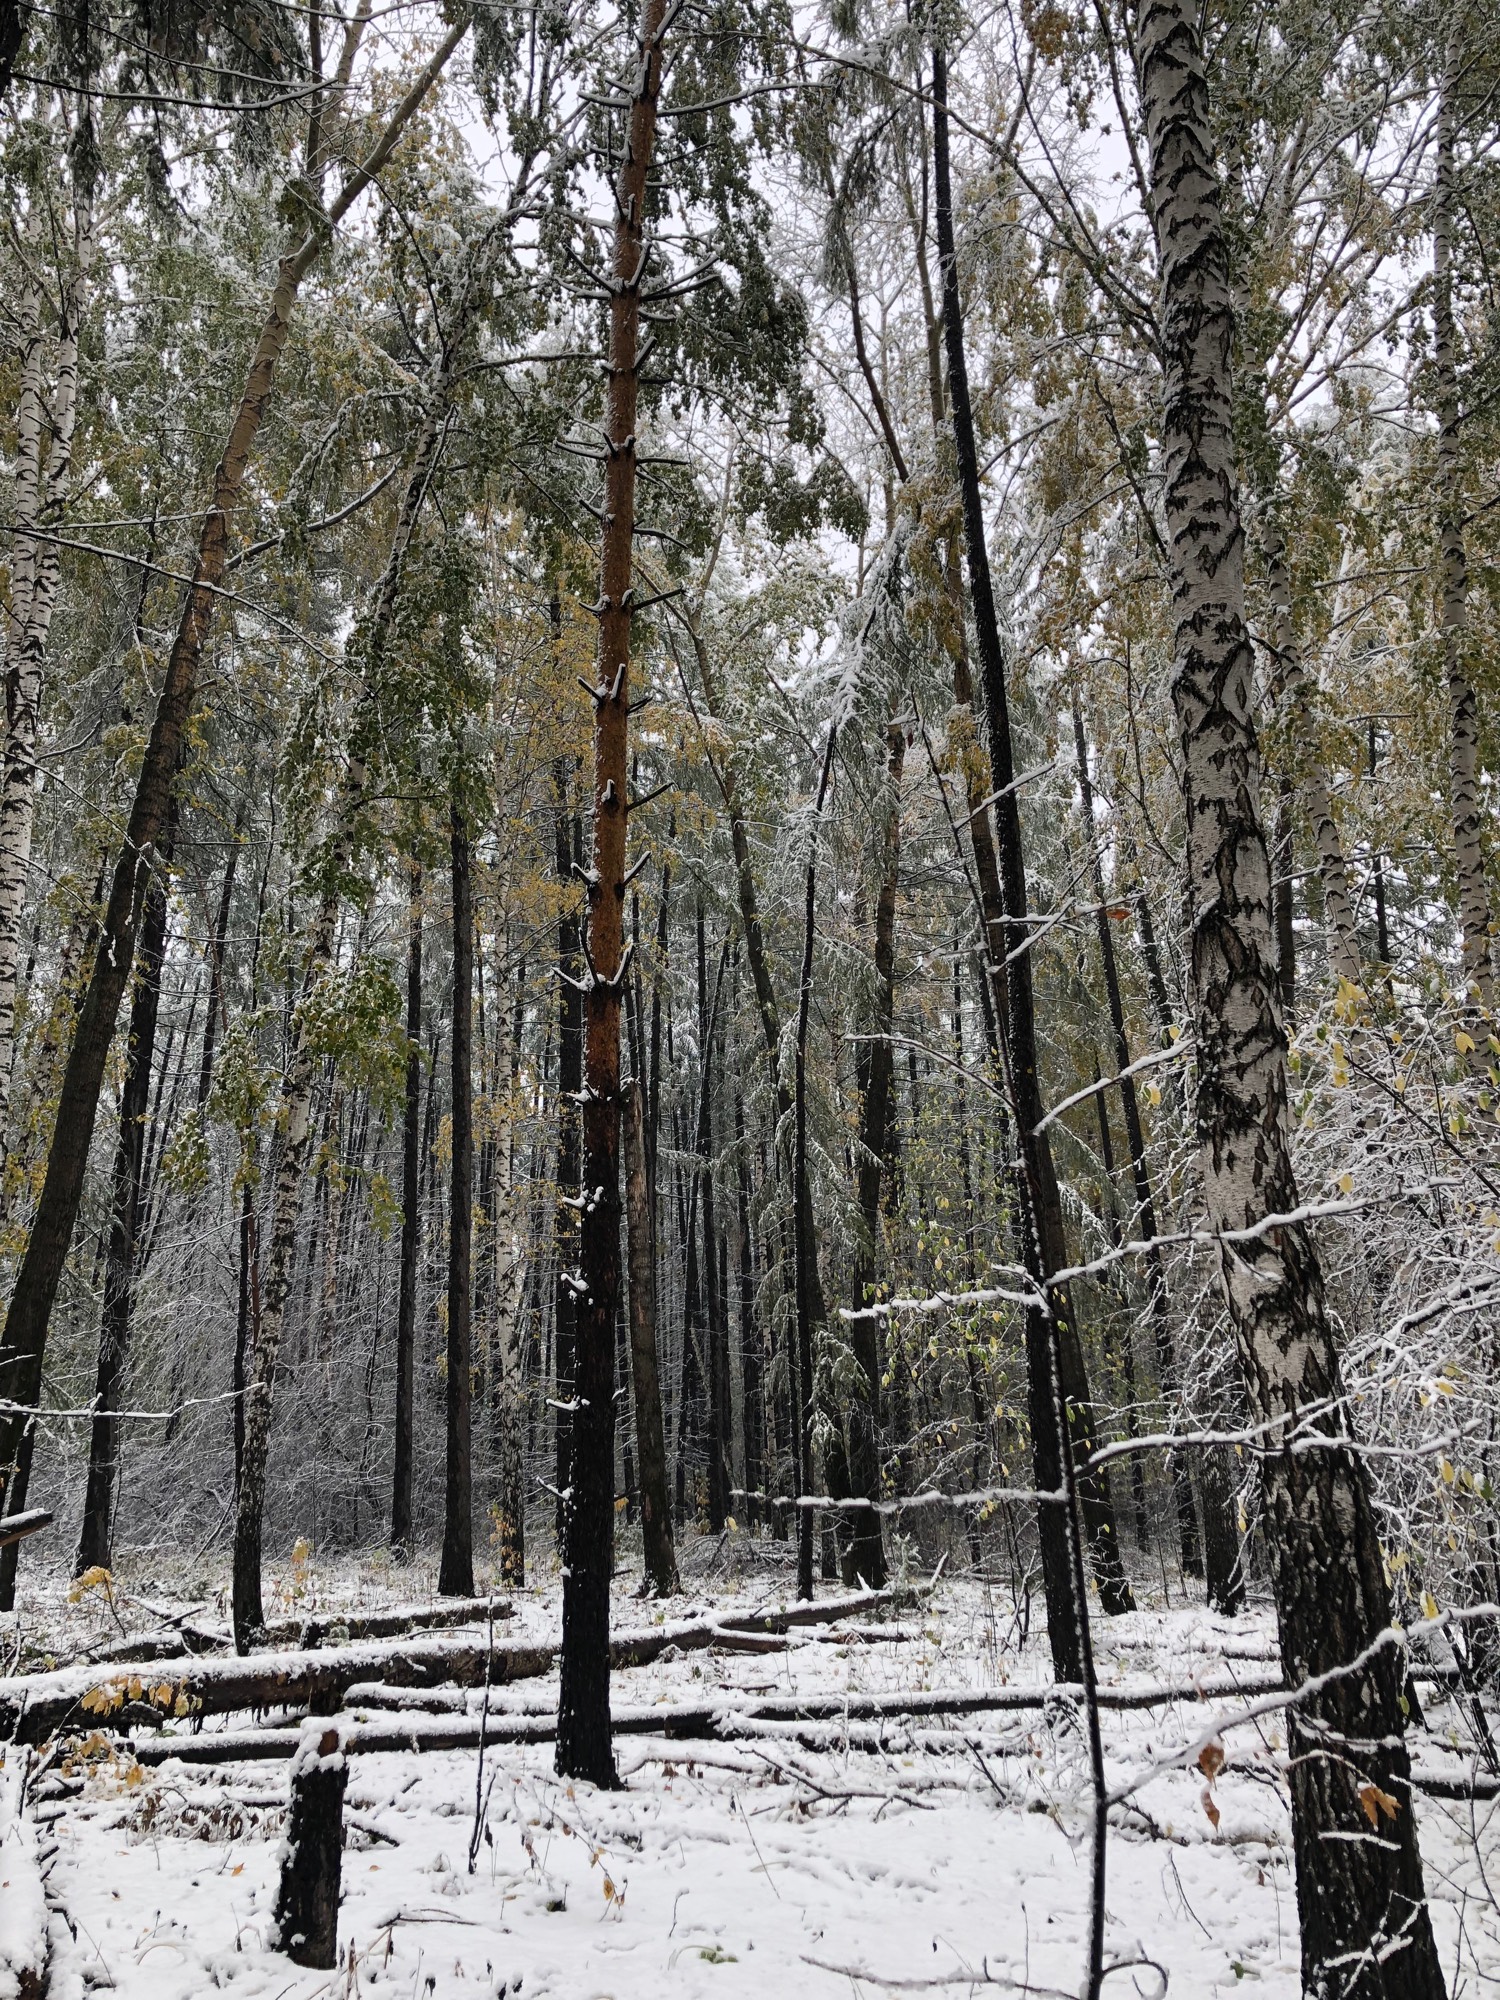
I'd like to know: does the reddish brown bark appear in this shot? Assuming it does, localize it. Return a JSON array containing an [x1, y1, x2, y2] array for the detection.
[[556, 0, 670, 1787]]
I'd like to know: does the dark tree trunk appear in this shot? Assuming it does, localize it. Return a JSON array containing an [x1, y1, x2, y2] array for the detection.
[[234, 1180, 257, 1494], [733, 1083, 762, 1528], [793, 731, 838, 1599], [1133, 2, 1444, 1987], [195, 803, 244, 1112], [553, 758, 583, 1544], [624, 1070, 678, 1595], [75, 803, 177, 1576], [440, 809, 474, 1596], [841, 722, 904, 1589], [392, 862, 421, 1557], [931, 45, 1132, 1677], [273, 1720, 348, 1969], [556, 0, 669, 1788], [695, 909, 731, 1532]]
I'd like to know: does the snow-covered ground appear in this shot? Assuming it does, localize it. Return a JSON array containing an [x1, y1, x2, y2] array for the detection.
[[8, 1540, 1500, 1998]]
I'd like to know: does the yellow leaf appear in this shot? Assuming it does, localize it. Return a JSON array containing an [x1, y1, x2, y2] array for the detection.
[[602, 1875, 616, 1902], [1422, 1591, 1439, 1620], [151, 1683, 174, 1709], [1457, 1030, 1476, 1055], [1337, 1173, 1353, 1195], [1441, 1458, 1456, 1484], [1358, 1783, 1400, 1826]]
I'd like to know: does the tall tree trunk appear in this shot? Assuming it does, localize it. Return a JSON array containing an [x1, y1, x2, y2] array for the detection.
[[392, 863, 421, 1557], [694, 908, 731, 1532], [842, 723, 904, 1590], [0, 35, 465, 1597], [556, 0, 668, 1787], [733, 1082, 762, 1528], [552, 756, 583, 1541], [793, 731, 837, 1598], [624, 1067, 678, 1595], [1133, 3, 1444, 1987], [1071, 700, 1213, 1589], [440, 805, 474, 1595], [1433, 63, 1492, 1009], [931, 45, 1133, 1676], [1265, 530, 1360, 987], [74, 803, 176, 1575], [490, 954, 528, 1587], [196, 804, 246, 1111]]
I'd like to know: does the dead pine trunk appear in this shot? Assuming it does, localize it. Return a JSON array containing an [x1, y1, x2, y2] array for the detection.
[[1133, 2, 1445, 1989], [555, 0, 670, 1788], [392, 862, 421, 1558], [931, 44, 1133, 1674], [440, 807, 474, 1596], [0, 29, 467, 1608], [75, 803, 177, 1576]]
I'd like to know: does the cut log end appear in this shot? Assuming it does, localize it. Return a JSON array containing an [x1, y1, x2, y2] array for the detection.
[[0, 1509, 53, 1551]]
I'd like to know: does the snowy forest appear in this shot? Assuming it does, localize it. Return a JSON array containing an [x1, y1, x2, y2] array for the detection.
[[0, 0, 1498, 1993]]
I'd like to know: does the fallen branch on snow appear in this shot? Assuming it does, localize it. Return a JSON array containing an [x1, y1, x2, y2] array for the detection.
[[0, 1584, 914, 1745]]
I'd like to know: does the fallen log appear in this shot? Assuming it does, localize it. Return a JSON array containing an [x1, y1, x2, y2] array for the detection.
[[126, 1674, 1287, 1765], [260, 1595, 515, 1651], [0, 1748, 47, 1999], [0, 1511, 51, 1553], [0, 1585, 908, 1745], [70, 1593, 517, 1667]]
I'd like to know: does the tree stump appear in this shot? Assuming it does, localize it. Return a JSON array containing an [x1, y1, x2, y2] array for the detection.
[[272, 1715, 348, 1967]]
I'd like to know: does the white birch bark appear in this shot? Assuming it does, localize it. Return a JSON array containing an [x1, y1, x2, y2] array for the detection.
[[1133, 1, 1446, 1989]]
